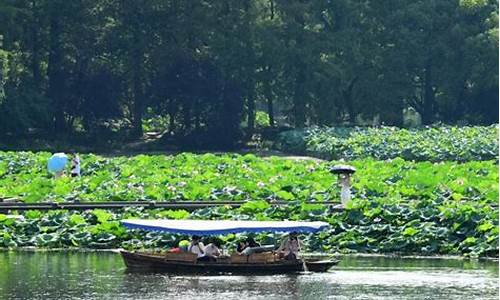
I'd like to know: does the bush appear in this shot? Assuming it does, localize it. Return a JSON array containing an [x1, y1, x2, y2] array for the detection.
[[276, 129, 308, 153]]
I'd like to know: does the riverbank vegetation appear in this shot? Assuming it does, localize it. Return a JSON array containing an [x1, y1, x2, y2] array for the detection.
[[0, 151, 497, 257], [0, 198, 497, 257], [277, 125, 498, 161], [0, 0, 497, 260]]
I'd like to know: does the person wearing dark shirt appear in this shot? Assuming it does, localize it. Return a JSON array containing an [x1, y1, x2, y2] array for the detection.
[[236, 240, 247, 254], [246, 237, 260, 248]]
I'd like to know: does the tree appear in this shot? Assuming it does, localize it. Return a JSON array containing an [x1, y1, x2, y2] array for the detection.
[[0, 0, 497, 145]]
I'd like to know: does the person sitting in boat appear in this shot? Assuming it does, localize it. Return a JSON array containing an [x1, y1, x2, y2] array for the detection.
[[239, 237, 263, 255], [246, 237, 261, 248], [188, 235, 206, 259], [236, 239, 248, 254], [245, 237, 264, 254], [278, 232, 302, 260], [178, 239, 190, 252], [203, 237, 222, 261]]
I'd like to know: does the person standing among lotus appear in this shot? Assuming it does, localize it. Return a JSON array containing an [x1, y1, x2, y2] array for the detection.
[[70, 154, 81, 177]]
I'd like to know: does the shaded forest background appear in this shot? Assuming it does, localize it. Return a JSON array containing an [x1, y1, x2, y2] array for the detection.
[[0, 0, 498, 149]]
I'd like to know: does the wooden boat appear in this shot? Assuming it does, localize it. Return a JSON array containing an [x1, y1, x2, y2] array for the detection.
[[120, 250, 338, 274], [120, 219, 338, 274]]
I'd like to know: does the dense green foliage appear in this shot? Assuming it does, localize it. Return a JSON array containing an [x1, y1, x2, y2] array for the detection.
[[0, 152, 497, 204], [0, 151, 497, 257], [0, 0, 498, 147], [278, 125, 499, 161], [0, 197, 497, 257], [0, 0, 497, 260]]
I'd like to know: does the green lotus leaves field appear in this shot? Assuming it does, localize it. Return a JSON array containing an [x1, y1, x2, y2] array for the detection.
[[0, 152, 497, 204], [278, 125, 499, 162], [0, 198, 497, 257], [0, 151, 498, 257]]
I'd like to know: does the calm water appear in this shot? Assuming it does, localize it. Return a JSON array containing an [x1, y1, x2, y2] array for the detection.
[[0, 252, 497, 300]]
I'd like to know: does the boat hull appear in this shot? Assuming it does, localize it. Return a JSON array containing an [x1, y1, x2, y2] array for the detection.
[[120, 251, 337, 274]]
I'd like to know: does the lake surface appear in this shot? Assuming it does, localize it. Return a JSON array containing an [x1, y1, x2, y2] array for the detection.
[[0, 252, 497, 300]]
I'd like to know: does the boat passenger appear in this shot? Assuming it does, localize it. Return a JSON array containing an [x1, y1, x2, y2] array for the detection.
[[236, 240, 247, 254], [178, 239, 190, 252], [278, 232, 301, 260], [203, 238, 222, 261], [246, 237, 261, 248], [168, 247, 181, 253], [239, 237, 263, 255], [244, 237, 264, 254], [188, 235, 206, 259]]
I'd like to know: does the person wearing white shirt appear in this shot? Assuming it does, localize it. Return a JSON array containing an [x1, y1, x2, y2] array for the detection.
[[204, 242, 221, 260], [70, 155, 81, 177], [188, 235, 206, 259]]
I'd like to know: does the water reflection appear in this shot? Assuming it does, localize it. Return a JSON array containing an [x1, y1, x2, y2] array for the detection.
[[0, 252, 497, 300]]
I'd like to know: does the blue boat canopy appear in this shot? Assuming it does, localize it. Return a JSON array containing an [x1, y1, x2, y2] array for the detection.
[[121, 219, 329, 235]]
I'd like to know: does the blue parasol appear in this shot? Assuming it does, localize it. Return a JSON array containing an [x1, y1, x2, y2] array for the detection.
[[47, 153, 69, 173]]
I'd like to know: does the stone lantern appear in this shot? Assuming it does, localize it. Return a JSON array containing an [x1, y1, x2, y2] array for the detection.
[[329, 165, 356, 206]]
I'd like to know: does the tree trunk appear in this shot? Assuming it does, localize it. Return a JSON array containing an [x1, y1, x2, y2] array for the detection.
[[266, 1, 275, 127], [422, 59, 434, 124], [264, 66, 275, 127], [131, 60, 143, 137], [292, 11, 307, 128], [47, 5, 65, 134], [130, 6, 144, 138], [132, 44, 144, 137], [243, 0, 256, 136], [453, 49, 467, 121], [247, 85, 255, 134], [182, 104, 191, 133], [131, 87, 143, 137], [31, 0, 41, 88], [269, 0, 274, 19], [168, 111, 176, 133], [293, 68, 306, 128], [343, 77, 358, 124]]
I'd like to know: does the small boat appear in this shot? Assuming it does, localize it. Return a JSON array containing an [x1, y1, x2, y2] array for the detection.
[[120, 219, 338, 275]]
